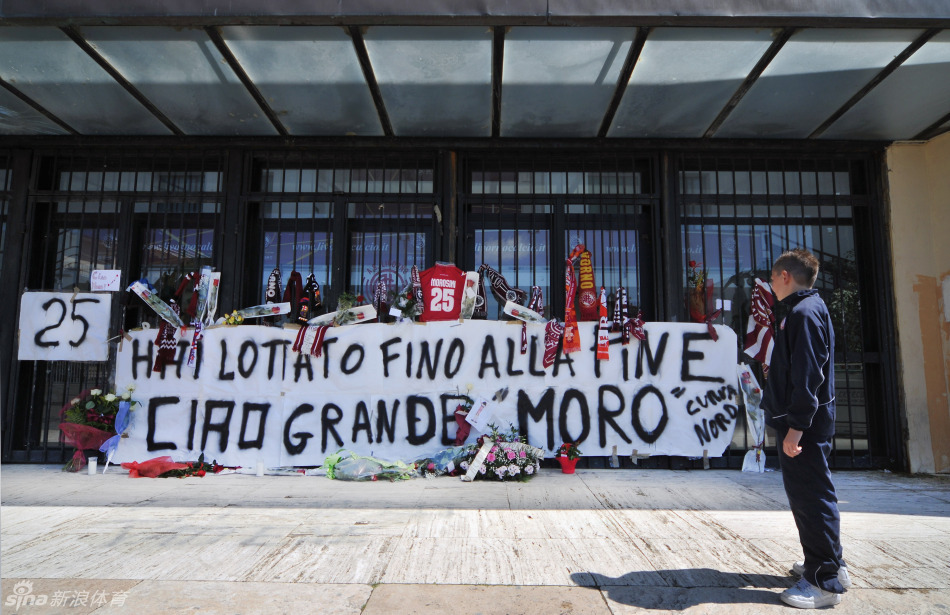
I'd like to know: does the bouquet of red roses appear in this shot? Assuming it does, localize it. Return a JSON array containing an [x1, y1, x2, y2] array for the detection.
[[60, 385, 137, 472]]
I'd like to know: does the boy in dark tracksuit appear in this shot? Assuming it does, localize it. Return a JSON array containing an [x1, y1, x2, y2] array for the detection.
[[763, 248, 849, 609]]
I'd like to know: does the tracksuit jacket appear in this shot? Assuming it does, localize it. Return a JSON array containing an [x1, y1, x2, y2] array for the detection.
[[763, 288, 836, 437]]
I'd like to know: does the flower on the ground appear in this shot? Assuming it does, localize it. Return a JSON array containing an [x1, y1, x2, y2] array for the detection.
[[459, 423, 544, 482], [157, 453, 225, 478], [555, 442, 582, 461]]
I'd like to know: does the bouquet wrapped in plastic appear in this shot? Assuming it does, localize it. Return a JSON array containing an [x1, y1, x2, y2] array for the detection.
[[738, 363, 766, 472], [59, 386, 138, 472], [412, 445, 479, 478], [323, 451, 416, 481]]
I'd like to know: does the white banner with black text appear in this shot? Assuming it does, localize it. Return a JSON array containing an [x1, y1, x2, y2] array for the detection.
[[113, 321, 739, 467]]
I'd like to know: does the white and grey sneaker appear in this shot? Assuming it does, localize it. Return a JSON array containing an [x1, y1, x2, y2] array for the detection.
[[791, 561, 851, 589], [781, 577, 843, 609]]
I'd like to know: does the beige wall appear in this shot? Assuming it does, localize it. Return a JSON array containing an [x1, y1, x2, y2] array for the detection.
[[886, 131, 950, 474]]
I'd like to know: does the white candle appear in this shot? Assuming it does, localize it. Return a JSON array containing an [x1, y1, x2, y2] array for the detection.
[[87, 457, 98, 475]]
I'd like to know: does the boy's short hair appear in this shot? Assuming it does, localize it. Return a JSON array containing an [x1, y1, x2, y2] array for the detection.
[[772, 248, 820, 288]]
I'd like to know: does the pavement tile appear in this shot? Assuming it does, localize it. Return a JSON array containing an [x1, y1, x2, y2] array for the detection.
[[855, 566, 950, 590], [841, 512, 950, 539], [379, 536, 664, 586], [504, 472, 609, 510], [634, 538, 787, 587], [598, 586, 950, 614], [109, 580, 370, 615], [398, 508, 621, 540], [243, 534, 400, 584], [596, 585, 795, 614], [362, 584, 611, 615], [697, 510, 806, 540], [866, 539, 950, 569]]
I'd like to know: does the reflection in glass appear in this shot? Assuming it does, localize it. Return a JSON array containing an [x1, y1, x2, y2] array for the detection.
[[260, 201, 333, 305], [349, 231, 426, 301], [262, 231, 332, 303], [564, 228, 642, 314], [139, 227, 216, 285], [262, 167, 434, 194], [474, 229, 549, 319]]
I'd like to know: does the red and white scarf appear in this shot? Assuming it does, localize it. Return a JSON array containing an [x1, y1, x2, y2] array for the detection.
[[521, 285, 543, 354], [744, 278, 775, 373], [597, 286, 610, 361], [543, 319, 565, 368]]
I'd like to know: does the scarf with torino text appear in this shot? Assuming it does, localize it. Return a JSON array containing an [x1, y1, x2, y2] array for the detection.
[[562, 245, 585, 354], [577, 249, 599, 321]]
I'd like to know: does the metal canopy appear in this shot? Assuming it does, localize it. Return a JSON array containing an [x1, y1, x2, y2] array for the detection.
[[364, 26, 492, 137], [0, 20, 948, 141]]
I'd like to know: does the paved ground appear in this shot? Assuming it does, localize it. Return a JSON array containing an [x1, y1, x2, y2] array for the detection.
[[1, 464, 949, 614]]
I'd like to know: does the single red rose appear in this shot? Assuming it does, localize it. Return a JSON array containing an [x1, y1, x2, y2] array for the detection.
[[689, 260, 696, 267], [197, 469, 206, 477]]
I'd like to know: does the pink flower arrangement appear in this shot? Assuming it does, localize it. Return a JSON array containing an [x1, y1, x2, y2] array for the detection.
[[459, 423, 543, 482]]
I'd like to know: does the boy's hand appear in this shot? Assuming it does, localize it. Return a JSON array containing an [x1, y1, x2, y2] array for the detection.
[[783, 428, 803, 458]]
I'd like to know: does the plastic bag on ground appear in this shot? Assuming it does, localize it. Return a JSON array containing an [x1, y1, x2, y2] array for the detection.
[[324, 451, 415, 481]]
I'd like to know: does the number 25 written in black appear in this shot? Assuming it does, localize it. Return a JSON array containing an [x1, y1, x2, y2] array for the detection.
[[34, 296, 102, 348]]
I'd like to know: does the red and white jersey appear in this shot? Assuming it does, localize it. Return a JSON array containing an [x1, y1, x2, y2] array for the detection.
[[419, 263, 466, 321]]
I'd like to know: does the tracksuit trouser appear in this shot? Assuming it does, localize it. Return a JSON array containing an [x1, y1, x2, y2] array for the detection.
[[776, 424, 846, 594]]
